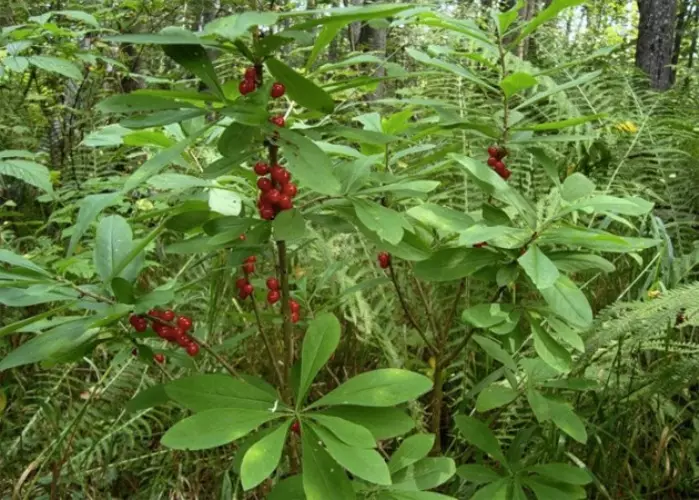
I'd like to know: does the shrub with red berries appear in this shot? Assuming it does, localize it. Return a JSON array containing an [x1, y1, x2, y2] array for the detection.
[[486, 145, 511, 180], [128, 310, 199, 358]]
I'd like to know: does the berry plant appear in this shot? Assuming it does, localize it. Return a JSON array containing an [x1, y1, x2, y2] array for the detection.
[[2, 2, 689, 499]]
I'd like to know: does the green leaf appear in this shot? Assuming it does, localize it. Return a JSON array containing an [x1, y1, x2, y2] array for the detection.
[[217, 122, 256, 157], [472, 335, 517, 371], [163, 44, 225, 100], [147, 173, 211, 190], [549, 401, 587, 444], [206, 12, 279, 41], [121, 109, 207, 129], [269, 475, 305, 500], [516, 71, 601, 111], [241, 421, 289, 490], [165, 374, 279, 412], [527, 388, 551, 423], [0, 249, 51, 276], [104, 28, 215, 46], [0, 319, 95, 371], [291, 3, 413, 28], [209, 190, 242, 216], [476, 385, 519, 412], [319, 406, 415, 440], [125, 384, 169, 413], [162, 408, 281, 450], [514, 0, 586, 45], [518, 246, 560, 290], [352, 199, 404, 245], [528, 463, 591, 485], [53, 9, 101, 27], [94, 215, 135, 284], [306, 21, 345, 71], [539, 226, 659, 253], [406, 204, 474, 233], [561, 173, 595, 202], [470, 479, 511, 500], [96, 94, 198, 114], [514, 114, 605, 131], [453, 415, 507, 464], [413, 248, 499, 282], [273, 209, 306, 242], [539, 275, 593, 329], [546, 315, 584, 352], [378, 492, 456, 500], [406, 48, 494, 91], [299, 313, 341, 405], [265, 57, 334, 114], [392, 457, 456, 491], [500, 72, 537, 98], [111, 277, 135, 304], [532, 320, 572, 373], [458, 225, 524, 247], [388, 434, 435, 474], [456, 464, 502, 484], [311, 414, 376, 448], [0, 159, 54, 194], [548, 252, 615, 273], [278, 129, 341, 195], [29, 56, 82, 80], [312, 423, 391, 485], [308, 369, 433, 409], [523, 476, 587, 500], [567, 195, 654, 216], [302, 426, 355, 500]]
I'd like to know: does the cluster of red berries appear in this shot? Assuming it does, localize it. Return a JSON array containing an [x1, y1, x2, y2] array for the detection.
[[254, 162, 297, 220], [236, 256, 257, 299], [238, 66, 287, 102], [486, 145, 511, 180], [377, 252, 391, 269], [129, 309, 198, 362]]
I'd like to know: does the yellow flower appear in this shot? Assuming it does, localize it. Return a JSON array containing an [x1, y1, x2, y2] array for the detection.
[[615, 121, 638, 133], [136, 199, 154, 211]]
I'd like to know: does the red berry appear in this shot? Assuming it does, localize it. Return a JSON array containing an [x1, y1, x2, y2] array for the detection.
[[257, 177, 273, 192], [135, 319, 148, 332], [254, 162, 269, 176], [148, 309, 161, 318], [246, 255, 256, 263], [161, 310, 175, 322], [269, 165, 284, 184], [239, 79, 255, 95], [265, 189, 281, 205], [270, 82, 286, 98], [177, 316, 193, 331], [266, 278, 280, 290], [267, 290, 281, 304], [270, 115, 285, 127], [186, 342, 200, 356], [290, 420, 301, 434], [176, 332, 191, 347], [291, 311, 300, 323], [240, 283, 254, 298], [244, 66, 257, 81], [152, 322, 166, 335], [160, 326, 177, 341], [473, 242, 488, 248], [277, 194, 293, 211], [236, 277, 249, 289], [378, 251, 391, 269], [487, 157, 498, 168], [260, 207, 275, 220], [281, 182, 297, 197], [154, 353, 165, 364], [289, 300, 300, 313], [501, 168, 512, 180], [129, 314, 142, 327], [487, 146, 498, 157], [494, 160, 505, 171], [243, 262, 255, 274]]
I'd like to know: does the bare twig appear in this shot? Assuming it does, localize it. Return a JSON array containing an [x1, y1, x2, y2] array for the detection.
[[388, 262, 436, 354]]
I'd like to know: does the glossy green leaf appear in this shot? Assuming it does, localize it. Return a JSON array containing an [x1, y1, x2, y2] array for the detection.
[[548, 252, 615, 273], [268, 475, 305, 500], [165, 374, 278, 412], [514, 0, 586, 45], [568, 195, 654, 216], [29, 56, 82, 80], [458, 224, 524, 247], [518, 246, 560, 290], [0, 287, 77, 307], [388, 434, 435, 473], [470, 478, 511, 500], [163, 44, 224, 99], [265, 57, 334, 114], [392, 457, 456, 491], [0, 319, 94, 371], [311, 414, 376, 448], [162, 408, 280, 450], [273, 208, 306, 242], [240, 421, 289, 490], [298, 313, 341, 405], [532, 320, 572, 373], [549, 401, 587, 444], [206, 12, 279, 40], [94, 215, 135, 284], [104, 28, 214, 46], [0, 159, 54, 195], [546, 315, 584, 352], [406, 204, 474, 233], [352, 199, 404, 245], [527, 388, 551, 423], [312, 423, 391, 485], [514, 114, 605, 131], [308, 369, 433, 409], [218, 122, 256, 158], [414, 248, 499, 282], [454, 415, 507, 464], [561, 173, 595, 202], [522, 476, 587, 499], [301, 426, 355, 500], [0, 249, 51, 276], [97, 94, 198, 114], [306, 21, 345, 71], [528, 463, 591, 485], [278, 129, 341, 195], [146, 173, 211, 190], [472, 335, 517, 371], [540, 275, 593, 329], [320, 406, 415, 440], [111, 277, 135, 304], [125, 384, 169, 413], [121, 109, 207, 129], [500, 72, 537, 97], [539, 226, 659, 253], [461, 304, 512, 329], [165, 210, 213, 232], [456, 464, 502, 484], [476, 385, 519, 412], [406, 48, 494, 90]]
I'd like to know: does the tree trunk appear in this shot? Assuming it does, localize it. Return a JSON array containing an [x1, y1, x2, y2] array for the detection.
[[635, 0, 677, 90], [670, 0, 691, 84], [349, 0, 388, 99], [517, 0, 537, 59]]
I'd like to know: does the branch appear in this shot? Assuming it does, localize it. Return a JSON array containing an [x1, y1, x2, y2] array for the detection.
[[388, 262, 436, 354], [248, 284, 286, 391]]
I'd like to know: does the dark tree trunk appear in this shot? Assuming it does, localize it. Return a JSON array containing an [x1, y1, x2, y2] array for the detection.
[[670, 0, 691, 84], [635, 0, 677, 90], [349, 0, 387, 99]]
